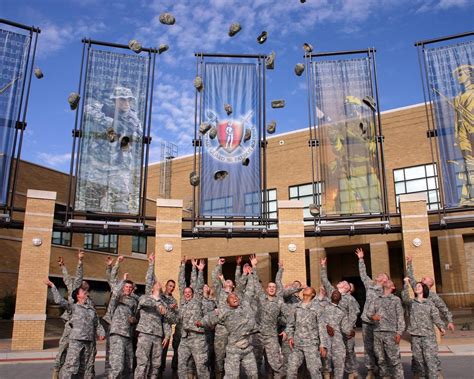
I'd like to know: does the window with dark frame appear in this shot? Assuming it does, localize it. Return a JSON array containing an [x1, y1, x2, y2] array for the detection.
[[244, 189, 278, 229], [84, 233, 118, 254], [288, 182, 323, 224], [51, 204, 71, 247], [132, 235, 147, 254], [393, 163, 440, 211]]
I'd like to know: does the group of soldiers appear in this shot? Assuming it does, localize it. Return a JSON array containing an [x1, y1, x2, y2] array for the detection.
[[44, 247, 454, 379]]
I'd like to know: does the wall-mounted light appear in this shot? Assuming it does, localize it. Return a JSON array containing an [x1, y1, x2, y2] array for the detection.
[[32, 238, 42, 247], [412, 238, 422, 247], [288, 243, 297, 253], [164, 243, 173, 252]]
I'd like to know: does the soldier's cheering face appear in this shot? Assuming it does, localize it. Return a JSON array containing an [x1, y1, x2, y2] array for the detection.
[[227, 293, 240, 308], [165, 280, 176, 295], [123, 282, 134, 296], [183, 287, 194, 301], [266, 282, 277, 297]]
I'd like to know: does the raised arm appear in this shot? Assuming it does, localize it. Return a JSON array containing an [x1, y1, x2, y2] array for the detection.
[[211, 258, 225, 297], [430, 302, 446, 334], [429, 292, 454, 325], [193, 260, 206, 299], [178, 257, 187, 298], [401, 278, 412, 305], [405, 256, 417, 291], [45, 279, 69, 310], [276, 261, 284, 294], [355, 248, 372, 289], [72, 250, 85, 291], [58, 256, 74, 293], [108, 255, 124, 288], [145, 254, 155, 295], [190, 259, 198, 289], [395, 297, 406, 336], [235, 256, 242, 284], [320, 257, 335, 295]]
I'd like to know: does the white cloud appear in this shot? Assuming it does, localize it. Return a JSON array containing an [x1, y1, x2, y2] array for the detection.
[[37, 152, 71, 168], [416, 0, 469, 12]]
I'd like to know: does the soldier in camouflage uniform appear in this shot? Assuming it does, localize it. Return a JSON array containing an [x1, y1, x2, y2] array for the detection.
[[134, 256, 177, 379], [176, 258, 209, 379], [320, 258, 360, 378], [366, 280, 405, 379], [321, 290, 352, 379], [284, 286, 327, 379], [355, 247, 389, 379], [107, 279, 138, 378], [253, 263, 286, 378], [211, 257, 244, 378], [77, 86, 142, 214], [159, 278, 178, 378], [45, 279, 105, 379], [406, 256, 454, 377], [200, 255, 259, 379], [52, 251, 86, 379], [402, 278, 446, 379], [202, 283, 217, 377]]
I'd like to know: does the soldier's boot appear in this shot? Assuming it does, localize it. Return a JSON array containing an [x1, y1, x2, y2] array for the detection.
[[51, 368, 59, 379], [365, 370, 375, 379]]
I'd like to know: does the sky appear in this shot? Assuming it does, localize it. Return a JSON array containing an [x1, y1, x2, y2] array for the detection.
[[2, 0, 474, 173]]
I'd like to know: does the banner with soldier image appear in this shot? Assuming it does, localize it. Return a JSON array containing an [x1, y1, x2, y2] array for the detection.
[[312, 58, 383, 215], [200, 63, 261, 217], [425, 41, 473, 208], [0, 28, 30, 205], [75, 49, 149, 215]]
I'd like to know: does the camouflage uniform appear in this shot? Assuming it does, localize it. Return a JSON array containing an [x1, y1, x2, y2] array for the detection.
[[320, 266, 360, 375], [211, 263, 243, 377], [50, 286, 104, 379], [177, 263, 209, 379], [54, 261, 84, 373], [159, 291, 178, 374], [253, 270, 285, 378], [202, 296, 217, 377], [107, 282, 138, 379], [320, 302, 352, 379], [402, 284, 446, 379], [285, 299, 327, 379], [366, 294, 405, 379], [407, 261, 453, 375], [203, 268, 258, 379], [358, 258, 383, 374]]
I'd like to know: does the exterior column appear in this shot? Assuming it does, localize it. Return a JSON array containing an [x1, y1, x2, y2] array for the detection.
[[370, 241, 390, 277], [12, 190, 57, 351], [207, 257, 218, 288], [257, 253, 272, 286], [277, 200, 306, 285], [154, 199, 183, 303], [437, 232, 469, 308], [399, 193, 435, 290], [309, 247, 325, 288]]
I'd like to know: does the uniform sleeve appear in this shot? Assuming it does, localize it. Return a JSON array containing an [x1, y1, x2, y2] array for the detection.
[[366, 298, 376, 320], [395, 297, 405, 335], [211, 264, 222, 298], [190, 265, 197, 289], [275, 266, 284, 295], [252, 268, 266, 302], [95, 312, 106, 338], [358, 258, 372, 289], [320, 266, 335, 296], [401, 283, 411, 305], [50, 286, 70, 310], [429, 293, 453, 324], [201, 309, 220, 329], [285, 308, 296, 339], [406, 261, 417, 292], [108, 261, 120, 288], [178, 263, 186, 298], [163, 320, 172, 339], [341, 313, 353, 336], [318, 313, 328, 348], [430, 302, 446, 331], [61, 265, 74, 293], [144, 261, 155, 295], [194, 269, 204, 298], [348, 297, 360, 328], [72, 261, 83, 291], [235, 264, 242, 284]]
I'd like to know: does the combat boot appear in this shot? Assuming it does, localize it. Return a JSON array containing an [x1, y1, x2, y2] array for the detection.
[[51, 368, 59, 379], [365, 370, 375, 379]]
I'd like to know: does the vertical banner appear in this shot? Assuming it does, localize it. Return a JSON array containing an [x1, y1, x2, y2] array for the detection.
[[200, 63, 261, 217], [0, 28, 30, 205], [75, 49, 149, 214], [313, 58, 382, 215], [425, 41, 473, 207]]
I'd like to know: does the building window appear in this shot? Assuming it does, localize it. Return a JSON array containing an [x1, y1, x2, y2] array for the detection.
[[84, 233, 118, 254], [202, 196, 233, 225], [289, 182, 323, 222], [393, 163, 440, 211], [132, 235, 147, 254], [245, 189, 278, 229], [51, 205, 71, 247]]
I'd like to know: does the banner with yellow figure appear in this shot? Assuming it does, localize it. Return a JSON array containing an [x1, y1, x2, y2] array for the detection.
[[312, 58, 382, 216], [425, 41, 473, 207]]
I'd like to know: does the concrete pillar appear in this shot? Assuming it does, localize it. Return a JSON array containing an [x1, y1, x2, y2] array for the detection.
[[370, 241, 390, 277], [309, 247, 325, 288], [399, 193, 435, 291], [154, 199, 183, 303], [12, 190, 56, 351], [437, 233, 468, 307], [207, 257, 218, 289], [257, 253, 272, 286], [277, 200, 306, 285]]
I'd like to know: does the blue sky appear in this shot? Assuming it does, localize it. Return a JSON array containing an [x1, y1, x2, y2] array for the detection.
[[2, 0, 473, 173]]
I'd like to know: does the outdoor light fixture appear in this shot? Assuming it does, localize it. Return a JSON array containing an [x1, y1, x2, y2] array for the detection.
[[288, 243, 297, 253], [32, 238, 42, 247], [412, 238, 422, 247], [164, 243, 173, 252]]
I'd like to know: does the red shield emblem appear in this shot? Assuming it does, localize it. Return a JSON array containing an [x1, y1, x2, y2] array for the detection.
[[217, 120, 243, 153]]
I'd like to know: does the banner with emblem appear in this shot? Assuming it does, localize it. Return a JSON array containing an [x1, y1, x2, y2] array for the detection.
[[0, 28, 30, 205], [424, 41, 474, 208], [312, 58, 383, 215], [75, 49, 149, 215], [200, 63, 260, 217]]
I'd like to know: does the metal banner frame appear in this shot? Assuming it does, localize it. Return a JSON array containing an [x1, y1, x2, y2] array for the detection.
[[305, 48, 390, 233], [0, 19, 40, 220], [415, 31, 474, 225], [66, 38, 157, 225], [192, 53, 268, 233]]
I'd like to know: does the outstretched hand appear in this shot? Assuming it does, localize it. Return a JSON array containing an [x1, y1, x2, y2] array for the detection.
[[218, 258, 225, 265], [403, 277, 410, 284], [355, 248, 364, 259], [250, 254, 258, 267], [320, 257, 327, 267], [117, 255, 124, 263], [236, 256, 242, 265], [148, 253, 155, 264], [106, 256, 114, 267], [197, 259, 206, 271], [406, 255, 413, 263], [78, 250, 85, 262], [44, 278, 54, 288], [57, 256, 64, 267], [278, 260, 284, 268]]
